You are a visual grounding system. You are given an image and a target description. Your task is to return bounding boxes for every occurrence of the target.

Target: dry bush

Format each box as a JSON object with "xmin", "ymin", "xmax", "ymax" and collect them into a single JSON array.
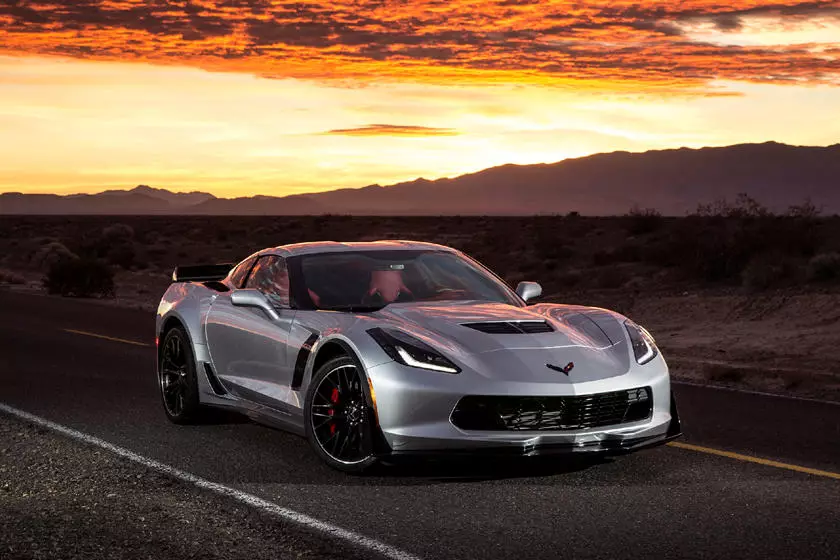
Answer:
[
  {"xmin": 741, "ymin": 254, "xmax": 800, "ymax": 292},
  {"xmin": 106, "ymin": 243, "xmax": 136, "ymax": 269},
  {"xmin": 101, "ymin": 223, "xmax": 135, "ymax": 241},
  {"xmin": 807, "ymin": 253, "xmax": 840, "ymax": 283},
  {"xmin": 657, "ymin": 212, "xmax": 824, "ymax": 285},
  {"xmin": 44, "ymin": 258, "xmax": 114, "ymax": 298},
  {"xmin": 787, "ymin": 199, "xmax": 822, "ymax": 219},
  {"xmin": 694, "ymin": 193, "xmax": 770, "ymax": 218},
  {"xmin": 0, "ymin": 269, "xmax": 25, "ymax": 285},
  {"xmin": 625, "ymin": 206, "xmax": 664, "ymax": 235},
  {"xmin": 31, "ymin": 241, "xmax": 78, "ymax": 270}
]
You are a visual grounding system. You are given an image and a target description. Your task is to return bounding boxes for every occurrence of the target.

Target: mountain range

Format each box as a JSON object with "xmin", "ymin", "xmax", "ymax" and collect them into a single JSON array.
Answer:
[{"xmin": 2, "ymin": 142, "xmax": 838, "ymax": 215}]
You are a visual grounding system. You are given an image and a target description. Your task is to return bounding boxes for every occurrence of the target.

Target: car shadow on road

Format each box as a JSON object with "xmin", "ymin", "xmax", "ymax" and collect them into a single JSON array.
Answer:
[
  {"xmin": 196, "ymin": 409, "xmax": 251, "ymax": 425},
  {"xmin": 371, "ymin": 455, "xmax": 609, "ymax": 483},
  {"xmin": 175, "ymin": 412, "xmax": 611, "ymax": 485}
]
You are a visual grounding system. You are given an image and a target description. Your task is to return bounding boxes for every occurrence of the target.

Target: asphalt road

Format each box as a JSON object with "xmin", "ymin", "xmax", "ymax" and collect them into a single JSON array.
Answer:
[{"xmin": 1, "ymin": 290, "xmax": 839, "ymax": 559}]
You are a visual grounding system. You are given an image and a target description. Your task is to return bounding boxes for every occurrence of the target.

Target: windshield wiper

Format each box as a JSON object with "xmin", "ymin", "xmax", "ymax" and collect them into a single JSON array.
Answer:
[{"xmin": 319, "ymin": 304, "xmax": 386, "ymax": 313}]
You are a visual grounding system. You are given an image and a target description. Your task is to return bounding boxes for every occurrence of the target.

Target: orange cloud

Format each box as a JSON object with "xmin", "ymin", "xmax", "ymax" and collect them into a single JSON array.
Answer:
[
  {"xmin": 324, "ymin": 124, "xmax": 459, "ymax": 136},
  {"xmin": 0, "ymin": 1, "xmax": 838, "ymax": 92}
]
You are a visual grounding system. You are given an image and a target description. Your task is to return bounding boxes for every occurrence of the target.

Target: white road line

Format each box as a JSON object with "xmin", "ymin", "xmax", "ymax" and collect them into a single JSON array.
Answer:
[
  {"xmin": 0, "ymin": 402, "xmax": 422, "ymax": 560},
  {"xmin": 672, "ymin": 380, "xmax": 840, "ymax": 407}
]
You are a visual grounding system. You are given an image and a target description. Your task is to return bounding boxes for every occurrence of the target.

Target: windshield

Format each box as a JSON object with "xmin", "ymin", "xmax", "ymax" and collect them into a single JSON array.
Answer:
[{"xmin": 295, "ymin": 250, "xmax": 520, "ymax": 310}]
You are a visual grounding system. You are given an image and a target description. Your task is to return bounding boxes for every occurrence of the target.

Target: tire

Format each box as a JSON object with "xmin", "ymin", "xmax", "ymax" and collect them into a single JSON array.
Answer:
[
  {"xmin": 304, "ymin": 355, "xmax": 380, "ymax": 473},
  {"xmin": 158, "ymin": 326, "xmax": 203, "ymax": 424}
]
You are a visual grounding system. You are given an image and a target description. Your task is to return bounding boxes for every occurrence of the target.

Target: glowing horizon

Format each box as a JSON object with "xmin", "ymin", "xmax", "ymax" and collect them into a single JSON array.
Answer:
[{"xmin": 1, "ymin": 1, "xmax": 839, "ymax": 198}]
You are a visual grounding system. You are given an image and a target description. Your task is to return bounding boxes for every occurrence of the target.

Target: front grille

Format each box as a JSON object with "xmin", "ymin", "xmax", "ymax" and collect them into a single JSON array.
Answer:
[
  {"xmin": 462, "ymin": 321, "xmax": 554, "ymax": 334},
  {"xmin": 450, "ymin": 387, "xmax": 652, "ymax": 431}
]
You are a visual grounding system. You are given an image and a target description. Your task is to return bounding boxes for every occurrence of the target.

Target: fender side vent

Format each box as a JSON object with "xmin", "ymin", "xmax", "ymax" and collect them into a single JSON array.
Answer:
[
  {"xmin": 203, "ymin": 363, "xmax": 228, "ymax": 396},
  {"xmin": 463, "ymin": 321, "xmax": 554, "ymax": 334},
  {"xmin": 291, "ymin": 333, "xmax": 320, "ymax": 390}
]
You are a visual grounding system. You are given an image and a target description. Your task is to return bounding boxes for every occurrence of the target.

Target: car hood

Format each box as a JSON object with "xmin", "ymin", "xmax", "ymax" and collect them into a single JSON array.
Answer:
[{"xmin": 372, "ymin": 301, "xmax": 632, "ymax": 382}]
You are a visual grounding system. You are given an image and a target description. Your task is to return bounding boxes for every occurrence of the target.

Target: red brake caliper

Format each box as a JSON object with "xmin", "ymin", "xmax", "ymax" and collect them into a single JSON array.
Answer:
[{"xmin": 329, "ymin": 387, "xmax": 339, "ymax": 435}]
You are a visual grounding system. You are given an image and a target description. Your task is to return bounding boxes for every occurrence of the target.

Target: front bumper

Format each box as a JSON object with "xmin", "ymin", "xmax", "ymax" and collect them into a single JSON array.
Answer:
[
  {"xmin": 385, "ymin": 395, "xmax": 682, "ymax": 458},
  {"xmin": 380, "ymin": 394, "xmax": 682, "ymax": 458},
  {"xmin": 367, "ymin": 355, "xmax": 681, "ymax": 457}
]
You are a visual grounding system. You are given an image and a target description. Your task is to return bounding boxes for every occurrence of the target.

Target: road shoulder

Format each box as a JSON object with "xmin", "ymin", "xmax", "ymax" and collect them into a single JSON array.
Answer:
[{"xmin": 0, "ymin": 414, "xmax": 368, "ymax": 560}]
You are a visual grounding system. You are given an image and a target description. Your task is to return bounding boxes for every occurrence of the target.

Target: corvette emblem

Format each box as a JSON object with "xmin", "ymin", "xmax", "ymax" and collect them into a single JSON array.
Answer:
[{"xmin": 546, "ymin": 362, "xmax": 575, "ymax": 375}]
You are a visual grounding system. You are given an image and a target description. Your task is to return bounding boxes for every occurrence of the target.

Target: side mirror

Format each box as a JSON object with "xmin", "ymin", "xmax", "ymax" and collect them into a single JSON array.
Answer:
[
  {"xmin": 231, "ymin": 289, "xmax": 280, "ymax": 321},
  {"xmin": 516, "ymin": 281, "xmax": 542, "ymax": 303}
]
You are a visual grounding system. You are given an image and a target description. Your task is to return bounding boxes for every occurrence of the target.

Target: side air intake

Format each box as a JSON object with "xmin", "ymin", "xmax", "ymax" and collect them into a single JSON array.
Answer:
[{"xmin": 462, "ymin": 321, "xmax": 554, "ymax": 334}]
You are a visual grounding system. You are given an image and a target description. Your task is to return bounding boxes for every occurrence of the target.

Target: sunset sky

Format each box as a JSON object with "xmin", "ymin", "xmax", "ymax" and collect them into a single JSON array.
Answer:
[{"xmin": 1, "ymin": 1, "xmax": 839, "ymax": 197}]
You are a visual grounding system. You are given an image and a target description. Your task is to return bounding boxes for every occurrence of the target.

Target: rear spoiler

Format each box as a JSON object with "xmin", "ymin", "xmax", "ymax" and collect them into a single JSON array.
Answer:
[{"xmin": 171, "ymin": 263, "xmax": 235, "ymax": 283}]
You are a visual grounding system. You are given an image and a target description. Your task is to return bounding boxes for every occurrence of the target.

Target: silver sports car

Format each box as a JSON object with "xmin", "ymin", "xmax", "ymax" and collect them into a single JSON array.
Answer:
[{"xmin": 156, "ymin": 240, "xmax": 681, "ymax": 472}]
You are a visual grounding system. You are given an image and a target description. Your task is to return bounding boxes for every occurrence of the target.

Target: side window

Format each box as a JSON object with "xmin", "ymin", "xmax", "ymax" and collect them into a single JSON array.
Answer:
[
  {"xmin": 228, "ymin": 256, "xmax": 257, "ymax": 289},
  {"xmin": 245, "ymin": 255, "xmax": 290, "ymax": 308}
]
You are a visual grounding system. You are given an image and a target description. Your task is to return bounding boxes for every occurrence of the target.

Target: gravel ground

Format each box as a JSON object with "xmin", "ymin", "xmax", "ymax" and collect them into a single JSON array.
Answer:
[{"xmin": 0, "ymin": 415, "xmax": 371, "ymax": 560}]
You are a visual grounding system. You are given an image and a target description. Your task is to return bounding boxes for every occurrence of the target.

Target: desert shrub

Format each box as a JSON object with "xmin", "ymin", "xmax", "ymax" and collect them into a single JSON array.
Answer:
[
  {"xmin": 88, "ymin": 223, "xmax": 137, "ymax": 269},
  {"xmin": 658, "ymin": 212, "xmax": 822, "ymax": 284},
  {"xmin": 787, "ymin": 199, "xmax": 822, "ymax": 219},
  {"xmin": 130, "ymin": 227, "xmax": 153, "ymax": 245},
  {"xmin": 807, "ymin": 252, "xmax": 840, "ymax": 283},
  {"xmin": 101, "ymin": 223, "xmax": 134, "ymax": 241},
  {"xmin": 106, "ymin": 242, "xmax": 136, "ymax": 269},
  {"xmin": 44, "ymin": 258, "xmax": 114, "ymax": 298},
  {"xmin": 31, "ymin": 242, "xmax": 78, "ymax": 270},
  {"xmin": 694, "ymin": 193, "xmax": 770, "ymax": 218},
  {"xmin": 637, "ymin": 237, "xmax": 678, "ymax": 268},
  {"xmin": 690, "ymin": 194, "xmax": 821, "ymax": 256},
  {"xmin": 680, "ymin": 228, "xmax": 749, "ymax": 282},
  {"xmin": 761, "ymin": 217, "xmax": 821, "ymax": 258},
  {"xmin": 626, "ymin": 206, "xmax": 663, "ymax": 235},
  {"xmin": 0, "ymin": 269, "xmax": 25, "ymax": 285},
  {"xmin": 741, "ymin": 254, "xmax": 800, "ymax": 291}
]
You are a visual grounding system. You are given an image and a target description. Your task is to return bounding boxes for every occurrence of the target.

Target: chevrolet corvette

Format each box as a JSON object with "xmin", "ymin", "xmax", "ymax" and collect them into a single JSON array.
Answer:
[{"xmin": 156, "ymin": 241, "xmax": 681, "ymax": 472}]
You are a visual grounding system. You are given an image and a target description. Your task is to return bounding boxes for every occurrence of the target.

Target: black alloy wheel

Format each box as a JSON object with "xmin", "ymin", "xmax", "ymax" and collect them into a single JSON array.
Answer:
[
  {"xmin": 158, "ymin": 326, "xmax": 202, "ymax": 424},
  {"xmin": 305, "ymin": 355, "xmax": 379, "ymax": 473}
]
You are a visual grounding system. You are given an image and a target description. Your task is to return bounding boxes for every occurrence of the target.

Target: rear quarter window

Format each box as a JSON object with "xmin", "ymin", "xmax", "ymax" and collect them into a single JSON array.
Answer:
[{"xmin": 228, "ymin": 256, "xmax": 257, "ymax": 289}]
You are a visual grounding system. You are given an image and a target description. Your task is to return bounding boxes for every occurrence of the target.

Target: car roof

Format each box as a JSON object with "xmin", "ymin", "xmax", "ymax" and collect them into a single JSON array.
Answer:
[{"xmin": 266, "ymin": 240, "xmax": 458, "ymax": 257}]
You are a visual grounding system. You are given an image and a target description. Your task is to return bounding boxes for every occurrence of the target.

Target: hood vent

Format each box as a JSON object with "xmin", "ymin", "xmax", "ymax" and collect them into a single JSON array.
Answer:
[{"xmin": 462, "ymin": 321, "xmax": 554, "ymax": 334}]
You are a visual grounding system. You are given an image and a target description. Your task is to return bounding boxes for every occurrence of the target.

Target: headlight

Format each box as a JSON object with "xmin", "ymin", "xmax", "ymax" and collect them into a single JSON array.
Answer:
[
  {"xmin": 624, "ymin": 320, "xmax": 658, "ymax": 365},
  {"xmin": 367, "ymin": 328, "xmax": 460, "ymax": 374}
]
